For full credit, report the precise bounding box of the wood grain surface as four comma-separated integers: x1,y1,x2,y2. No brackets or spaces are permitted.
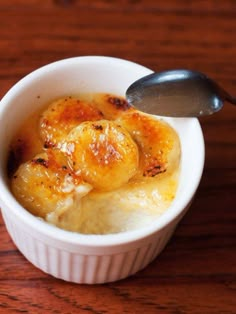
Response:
0,1,236,313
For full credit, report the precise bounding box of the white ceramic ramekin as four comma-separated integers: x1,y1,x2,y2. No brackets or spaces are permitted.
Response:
0,56,205,284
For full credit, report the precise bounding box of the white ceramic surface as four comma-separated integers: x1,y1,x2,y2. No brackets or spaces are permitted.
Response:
0,56,205,284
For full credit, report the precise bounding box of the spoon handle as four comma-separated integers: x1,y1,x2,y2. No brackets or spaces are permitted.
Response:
211,79,236,105
225,94,236,105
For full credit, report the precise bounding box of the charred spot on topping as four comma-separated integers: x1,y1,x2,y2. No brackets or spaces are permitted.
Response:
7,150,17,177
62,165,68,170
7,140,29,177
93,124,103,130
44,141,56,149
32,158,49,168
143,165,166,177
107,96,130,111
143,157,167,177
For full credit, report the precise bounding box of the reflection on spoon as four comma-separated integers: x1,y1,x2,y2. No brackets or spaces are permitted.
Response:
126,69,236,117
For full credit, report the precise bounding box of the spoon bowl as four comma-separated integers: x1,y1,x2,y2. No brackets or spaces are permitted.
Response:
126,69,236,117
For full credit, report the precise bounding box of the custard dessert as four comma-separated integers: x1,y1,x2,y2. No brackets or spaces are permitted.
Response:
8,93,181,234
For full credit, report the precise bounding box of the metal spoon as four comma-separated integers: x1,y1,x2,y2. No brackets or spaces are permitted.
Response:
126,69,236,117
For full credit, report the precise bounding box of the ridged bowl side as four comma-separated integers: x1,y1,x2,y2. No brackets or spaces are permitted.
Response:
2,209,177,284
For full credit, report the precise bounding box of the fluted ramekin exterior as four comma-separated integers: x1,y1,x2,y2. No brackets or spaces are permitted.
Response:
1,207,181,284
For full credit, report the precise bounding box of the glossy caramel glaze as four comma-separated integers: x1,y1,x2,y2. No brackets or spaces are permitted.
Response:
9,93,180,234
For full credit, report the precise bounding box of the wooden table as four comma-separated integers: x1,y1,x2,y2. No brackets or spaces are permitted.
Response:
0,1,236,313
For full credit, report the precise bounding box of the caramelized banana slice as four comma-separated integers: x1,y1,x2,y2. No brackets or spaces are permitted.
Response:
11,150,92,218
63,120,139,191
40,97,104,148
117,112,181,178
